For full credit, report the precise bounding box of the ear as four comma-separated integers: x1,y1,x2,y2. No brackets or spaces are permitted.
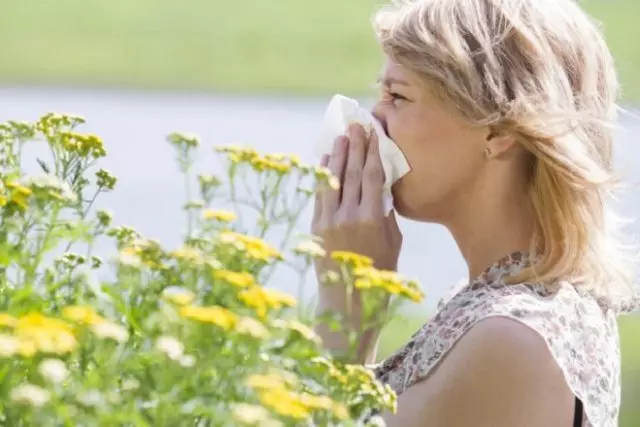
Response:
485,128,517,159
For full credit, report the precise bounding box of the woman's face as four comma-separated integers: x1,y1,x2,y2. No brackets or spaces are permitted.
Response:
372,58,490,223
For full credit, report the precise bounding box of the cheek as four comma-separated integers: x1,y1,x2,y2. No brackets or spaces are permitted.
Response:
388,111,484,213
388,111,458,182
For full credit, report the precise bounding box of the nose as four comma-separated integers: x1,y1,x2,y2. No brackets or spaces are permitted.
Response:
371,102,390,137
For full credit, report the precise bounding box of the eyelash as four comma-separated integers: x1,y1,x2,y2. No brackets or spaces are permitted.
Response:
387,92,408,107
371,82,408,105
389,92,406,102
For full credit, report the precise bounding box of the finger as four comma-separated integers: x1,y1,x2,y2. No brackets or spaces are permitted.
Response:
322,136,348,215
313,154,330,223
361,130,384,217
341,124,368,208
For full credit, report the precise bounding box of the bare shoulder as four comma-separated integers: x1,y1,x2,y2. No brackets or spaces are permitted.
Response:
384,317,575,427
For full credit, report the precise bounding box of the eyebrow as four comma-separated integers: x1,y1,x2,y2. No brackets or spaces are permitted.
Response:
376,76,411,87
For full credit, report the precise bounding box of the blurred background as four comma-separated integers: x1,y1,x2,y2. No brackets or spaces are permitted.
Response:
1,0,638,424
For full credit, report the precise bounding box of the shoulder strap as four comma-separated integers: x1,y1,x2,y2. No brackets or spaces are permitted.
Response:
574,398,583,427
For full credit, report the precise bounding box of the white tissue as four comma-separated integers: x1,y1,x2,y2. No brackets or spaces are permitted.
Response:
315,94,410,214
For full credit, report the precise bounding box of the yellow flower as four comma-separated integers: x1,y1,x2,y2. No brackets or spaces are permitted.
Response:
203,209,237,222
35,113,85,136
250,157,292,174
62,306,129,342
0,313,17,327
247,373,285,390
331,402,349,420
162,286,196,305
236,317,270,339
238,287,296,319
171,246,203,264
263,153,304,170
313,166,340,190
5,181,32,196
62,306,105,325
293,240,326,258
299,393,348,419
15,313,77,355
219,231,282,262
118,248,142,268
5,181,32,210
299,394,334,410
258,389,309,420
214,269,255,288
401,283,425,303
17,340,37,357
248,373,316,420
352,267,425,302
247,370,298,390
354,277,374,289
272,319,321,344
180,305,238,330
330,251,373,268
59,131,106,158
214,145,259,163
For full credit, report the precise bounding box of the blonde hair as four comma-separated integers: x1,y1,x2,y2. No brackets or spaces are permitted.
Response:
374,0,638,303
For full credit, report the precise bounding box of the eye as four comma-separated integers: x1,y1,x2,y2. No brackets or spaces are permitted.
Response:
389,92,407,106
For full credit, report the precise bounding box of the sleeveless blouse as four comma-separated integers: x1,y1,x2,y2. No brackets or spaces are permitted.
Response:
372,252,640,427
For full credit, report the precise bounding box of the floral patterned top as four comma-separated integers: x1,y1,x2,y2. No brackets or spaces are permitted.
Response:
373,252,640,427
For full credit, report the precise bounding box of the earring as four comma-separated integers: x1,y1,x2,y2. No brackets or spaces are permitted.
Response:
485,147,492,157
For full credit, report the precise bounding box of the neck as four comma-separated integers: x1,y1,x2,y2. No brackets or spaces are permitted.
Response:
446,185,535,280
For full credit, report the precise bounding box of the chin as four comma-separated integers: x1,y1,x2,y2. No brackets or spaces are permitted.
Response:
391,185,447,223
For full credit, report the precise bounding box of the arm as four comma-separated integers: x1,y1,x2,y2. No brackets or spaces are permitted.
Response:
312,124,401,364
383,317,575,427
315,264,390,364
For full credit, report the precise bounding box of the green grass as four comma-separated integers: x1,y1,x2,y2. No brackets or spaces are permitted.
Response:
378,314,640,426
1,0,639,100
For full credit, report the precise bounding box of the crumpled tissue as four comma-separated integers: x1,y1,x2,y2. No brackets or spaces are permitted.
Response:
315,94,410,215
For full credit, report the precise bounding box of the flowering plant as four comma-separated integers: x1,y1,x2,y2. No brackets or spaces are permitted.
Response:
0,114,424,426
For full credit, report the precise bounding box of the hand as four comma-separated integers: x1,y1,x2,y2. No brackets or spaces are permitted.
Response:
312,123,402,275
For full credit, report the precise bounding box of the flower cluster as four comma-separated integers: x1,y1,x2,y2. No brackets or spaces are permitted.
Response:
247,371,349,421
215,145,339,189
0,313,76,357
59,131,107,158
218,231,283,262
0,113,425,426
353,267,424,303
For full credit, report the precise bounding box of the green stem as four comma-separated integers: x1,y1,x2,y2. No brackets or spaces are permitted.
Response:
261,202,307,285
63,188,101,254
296,261,311,319
184,170,193,238
228,164,246,227
24,205,61,286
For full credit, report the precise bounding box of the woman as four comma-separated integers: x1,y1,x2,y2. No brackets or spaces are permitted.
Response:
312,0,639,426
